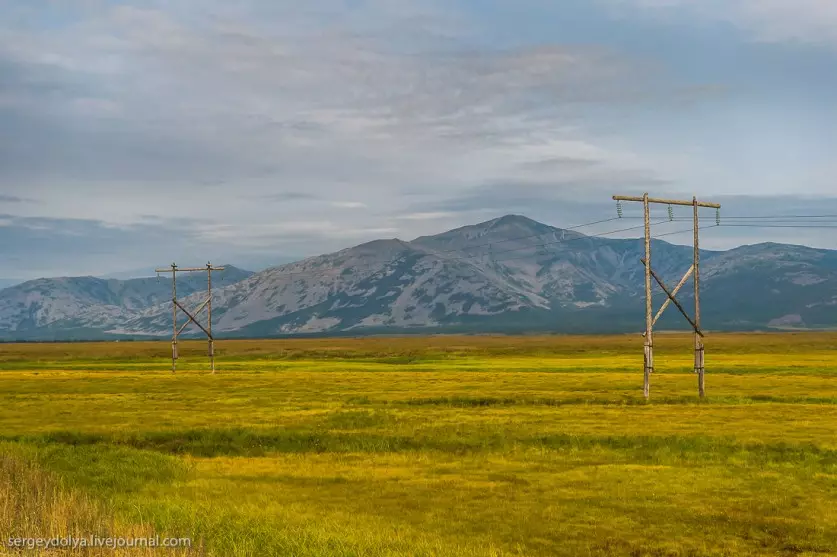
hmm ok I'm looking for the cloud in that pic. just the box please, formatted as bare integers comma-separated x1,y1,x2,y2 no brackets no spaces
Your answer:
612,0,837,49
397,212,464,221
0,1,696,244
256,192,320,201
0,0,833,275
0,195,32,203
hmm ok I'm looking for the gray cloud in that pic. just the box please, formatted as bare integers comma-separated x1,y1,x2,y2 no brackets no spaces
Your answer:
0,1,833,276
254,192,320,202
0,1,696,237
0,213,309,278
0,195,34,203
612,0,837,50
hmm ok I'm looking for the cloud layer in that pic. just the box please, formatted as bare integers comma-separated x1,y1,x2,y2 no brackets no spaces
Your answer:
0,0,835,277
617,0,837,48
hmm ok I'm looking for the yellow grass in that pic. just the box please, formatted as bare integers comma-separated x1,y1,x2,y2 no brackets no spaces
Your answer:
0,333,836,556
0,447,200,556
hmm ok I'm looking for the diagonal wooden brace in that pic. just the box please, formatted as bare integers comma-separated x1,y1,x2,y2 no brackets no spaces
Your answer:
641,259,704,337
174,300,213,340
177,297,211,336
652,265,693,327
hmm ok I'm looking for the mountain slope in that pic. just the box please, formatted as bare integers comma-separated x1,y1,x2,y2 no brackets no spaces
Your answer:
0,265,253,334
119,236,549,336
699,243,837,329
105,216,728,337
1,216,836,339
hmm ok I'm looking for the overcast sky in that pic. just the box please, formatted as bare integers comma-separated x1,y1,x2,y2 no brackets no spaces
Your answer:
1,0,836,279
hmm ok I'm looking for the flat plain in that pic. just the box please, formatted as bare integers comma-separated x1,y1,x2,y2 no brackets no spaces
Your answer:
1,333,836,556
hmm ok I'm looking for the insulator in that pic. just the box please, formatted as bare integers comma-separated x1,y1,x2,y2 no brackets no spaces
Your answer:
716,208,721,226
667,205,674,221
616,200,623,218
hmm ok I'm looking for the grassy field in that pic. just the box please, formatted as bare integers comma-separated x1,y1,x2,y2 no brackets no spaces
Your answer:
1,332,836,556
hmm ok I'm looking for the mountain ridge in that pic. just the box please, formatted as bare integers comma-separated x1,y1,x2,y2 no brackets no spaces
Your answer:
1,215,836,340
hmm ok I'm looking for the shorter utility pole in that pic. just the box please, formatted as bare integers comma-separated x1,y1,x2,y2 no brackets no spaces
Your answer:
155,262,225,373
612,194,720,399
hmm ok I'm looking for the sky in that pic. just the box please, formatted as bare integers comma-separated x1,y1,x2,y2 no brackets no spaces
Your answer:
1,0,836,279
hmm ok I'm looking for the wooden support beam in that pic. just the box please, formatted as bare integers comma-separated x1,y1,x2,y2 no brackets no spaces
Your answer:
177,298,210,336
174,300,214,340
156,267,225,273
207,262,215,374
694,197,706,397
613,195,720,209
646,265,694,331
641,259,704,337
171,263,177,373
643,193,653,398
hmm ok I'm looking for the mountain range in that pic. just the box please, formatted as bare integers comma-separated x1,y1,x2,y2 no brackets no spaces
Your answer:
1,215,836,341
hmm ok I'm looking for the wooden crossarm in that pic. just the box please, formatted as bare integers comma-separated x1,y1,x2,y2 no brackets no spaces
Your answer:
613,196,720,209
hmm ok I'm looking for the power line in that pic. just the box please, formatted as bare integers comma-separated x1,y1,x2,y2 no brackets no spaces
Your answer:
207,216,837,289
714,214,837,220
432,220,676,267
620,213,837,221
192,214,837,289
719,224,837,229
653,224,720,239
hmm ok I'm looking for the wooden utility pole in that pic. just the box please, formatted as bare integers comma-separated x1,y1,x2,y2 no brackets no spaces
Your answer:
155,262,225,374
693,197,705,397
171,263,177,372
207,262,215,374
643,193,652,399
612,194,720,399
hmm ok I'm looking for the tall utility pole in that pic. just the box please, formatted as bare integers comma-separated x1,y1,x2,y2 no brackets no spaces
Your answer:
612,194,720,399
155,262,225,373
693,197,705,397
643,193,652,399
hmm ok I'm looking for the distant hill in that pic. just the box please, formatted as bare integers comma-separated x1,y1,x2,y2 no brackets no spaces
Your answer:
2,216,837,340
0,265,254,339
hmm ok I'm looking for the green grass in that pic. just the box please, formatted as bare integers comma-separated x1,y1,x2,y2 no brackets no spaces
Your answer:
1,333,837,556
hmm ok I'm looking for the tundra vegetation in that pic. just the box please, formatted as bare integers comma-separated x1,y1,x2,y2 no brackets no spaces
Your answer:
1,333,836,556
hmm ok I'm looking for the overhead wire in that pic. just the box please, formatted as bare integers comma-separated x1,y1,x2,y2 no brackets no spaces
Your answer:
430,219,677,267
718,223,837,229
616,213,837,221
210,210,836,286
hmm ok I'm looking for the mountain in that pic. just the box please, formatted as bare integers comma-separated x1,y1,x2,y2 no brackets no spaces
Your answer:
0,265,253,338
1,215,836,340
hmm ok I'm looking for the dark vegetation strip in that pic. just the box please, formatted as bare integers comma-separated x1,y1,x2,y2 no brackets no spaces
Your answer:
3,362,836,377
350,395,837,407
6,429,837,467
4,394,837,406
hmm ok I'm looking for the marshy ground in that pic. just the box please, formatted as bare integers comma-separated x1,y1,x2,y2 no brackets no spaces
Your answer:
1,333,836,556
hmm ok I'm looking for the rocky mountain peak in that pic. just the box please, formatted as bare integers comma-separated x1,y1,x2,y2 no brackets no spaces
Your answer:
1,216,836,339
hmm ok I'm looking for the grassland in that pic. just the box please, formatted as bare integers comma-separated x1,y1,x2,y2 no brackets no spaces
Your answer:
1,333,836,556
